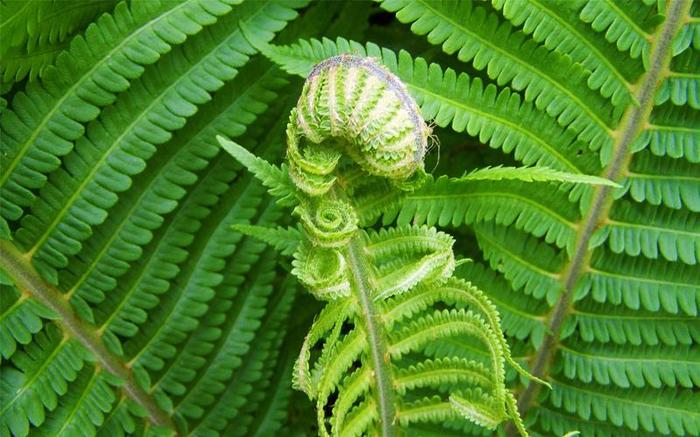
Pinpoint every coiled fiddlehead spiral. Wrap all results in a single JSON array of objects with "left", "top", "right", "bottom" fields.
[
  {"left": 221, "top": 54, "right": 537, "bottom": 436},
  {"left": 292, "top": 245, "right": 351, "bottom": 300},
  {"left": 288, "top": 55, "right": 429, "bottom": 196},
  {"left": 296, "top": 198, "right": 358, "bottom": 248}
]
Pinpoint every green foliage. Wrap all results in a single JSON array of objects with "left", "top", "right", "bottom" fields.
[
  {"left": 0, "top": 0, "right": 118, "bottom": 83},
  {"left": 1, "top": 0, "right": 697, "bottom": 436}
]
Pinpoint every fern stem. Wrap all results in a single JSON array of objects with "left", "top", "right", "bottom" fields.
[
  {"left": 515, "top": 0, "right": 693, "bottom": 421},
  {"left": 0, "top": 239, "right": 175, "bottom": 432},
  {"left": 345, "top": 235, "right": 397, "bottom": 436}
]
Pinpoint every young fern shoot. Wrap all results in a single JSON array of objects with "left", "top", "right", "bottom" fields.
[{"left": 219, "top": 55, "right": 545, "bottom": 436}]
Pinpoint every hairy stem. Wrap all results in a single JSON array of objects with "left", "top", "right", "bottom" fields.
[
  {"left": 0, "top": 239, "right": 175, "bottom": 431},
  {"left": 515, "top": 0, "right": 692, "bottom": 420},
  {"left": 345, "top": 234, "right": 397, "bottom": 436}
]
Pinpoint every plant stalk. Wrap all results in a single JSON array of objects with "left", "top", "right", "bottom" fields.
[
  {"left": 514, "top": 0, "right": 693, "bottom": 423},
  {"left": 0, "top": 239, "right": 175, "bottom": 432},
  {"left": 344, "top": 235, "right": 397, "bottom": 436}
]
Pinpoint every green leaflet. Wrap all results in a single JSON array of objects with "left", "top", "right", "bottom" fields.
[
  {"left": 380, "top": 0, "right": 623, "bottom": 161},
  {"left": 0, "top": 0, "right": 246, "bottom": 224},
  {"left": 0, "top": 0, "right": 119, "bottom": 82}
]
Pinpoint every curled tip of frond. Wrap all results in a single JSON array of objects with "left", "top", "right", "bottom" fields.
[
  {"left": 289, "top": 54, "right": 429, "bottom": 190},
  {"left": 295, "top": 199, "right": 358, "bottom": 248},
  {"left": 292, "top": 332, "right": 315, "bottom": 397},
  {"left": 292, "top": 244, "right": 351, "bottom": 301}
]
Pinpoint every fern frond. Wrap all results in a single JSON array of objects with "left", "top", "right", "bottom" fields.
[
  {"left": 364, "top": 226, "right": 456, "bottom": 301},
  {"left": 536, "top": 405, "right": 661, "bottom": 437},
  {"left": 224, "top": 53, "right": 540, "bottom": 435},
  {"left": 231, "top": 224, "right": 302, "bottom": 256},
  {"left": 0, "top": 0, "right": 243, "bottom": 224},
  {"left": 0, "top": 271, "right": 57, "bottom": 359},
  {"left": 241, "top": 310, "right": 301, "bottom": 437},
  {"left": 560, "top": 338, "right": 700, "bottom": 389},
  {"left": 132, "top": 188, "right": 274, "bottom": 394},
  {"left": 0, "top": 324, "right": 91, "bottom": 436},
  {"left": 644, "top": 103, "right": 699, "bottom": 162},
  {"left": 31, "top": 365, "right": 121, "bottom": 436},
  {"left": 0, "top": 0, "right": 117, "bottom": 82},
  {"left": 389, "top": 309, "right": 500, "bottom": 361},
  {"left": 578, "top": 0, "right": 656, "bottom": 59},
  {"left": 380, "top": 0, "right": 618, "bottom": 157},
  {"left": 456, "top": 262, "right": 548, "bottom": 347},
  {"left": 582, "top": 248, "right": 699, "bottom": 316},
  {"left": 218, "top": 136, "right": 298, "bottom": 205},
  {"left": 57, "top": 58, "right": 287, "bottom": 322},
  {"left": 340, "top": 397, "right": 378, "bottom": 437},
  {"left": 460, "top": 165, "right": 618, "bottom": 186},
  {"left": 96, "top": 396, "right": 143, "bottom": 437},
  {"left": 0, "top": 0, "right": 115, "bottom": 53},
  {"left": 593, "top": 199, "right": 699, "bottom": 265},
  {"left": 10, "top": 1, "right": 305, "bottom": 286},
  {"left": 570, "top": 302, "right": 700, "bottom": 346},
  {"left": 190, "top": 274, "right": 296, "bottom": 435},
  {"left": 476, "top": 223, "right": 564, "bottom": 306},
  {"left": 387, "top": 175, "right": 580, "bottom": 252},
  {"left": 622, "top": 149, "right": 700, "bottom": 212},
  {"left": 1, "top": 42, "right": 69, "bottom": 84},
  {"left": 331, "top": 366, "right": 372, "bottom": 433},
  {"left": 548, "top": 380, "right": 699, "bottom": 435},
  {"left": 104, "top": 174, "right": 266, "bottom": 357},
  {"left": 656, "top": 50, "right": 700, "bottom": 108},
  {"left": 292, "top": 299, "right": 349, "bottom": 396},
  {"left": 0, "top": 3, "right": 367, "bottom": 435},
  {"left": 167, "top": 248, "right": 277, "bottom": 421},
  {"left": 5, "top": 0, "right": 694, "bottom": 433},
  {"left": 491, "top": 0, "right": 643, "bottom": 107},
  {"left": 395, "top": 358, "right": 492, "bottom": 393}
]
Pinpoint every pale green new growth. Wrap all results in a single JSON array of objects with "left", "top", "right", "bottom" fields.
[
  {"left": 218, "top": 136, "right": 298, "bottom": 206},
  {"left": 218, "top": 54, "right": 613, "bottom": 437},
  {"left": 460, "top": 166, "right": 620, "bottom": 187}
]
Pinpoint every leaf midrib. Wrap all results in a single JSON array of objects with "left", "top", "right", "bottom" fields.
[
  {"left": 24, "top": 2, "right": 271, "bottom": 255},
  {"left": 0, "top": 239, "right": 174, "bottom": 430},
  {"left": 516, "top": 0, "right": 694, "bottom": 420},
  {"left": 345, "top": 235, "right": 397, "bottom": 436}
]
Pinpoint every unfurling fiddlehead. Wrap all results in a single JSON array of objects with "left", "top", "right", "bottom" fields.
[{"left": 220, "top": 54, "right": 541, "bottom": 436}]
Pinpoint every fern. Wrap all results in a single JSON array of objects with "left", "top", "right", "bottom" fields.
[
  {"left": 217, "top": 52, "right": 622, "bottom": 435},
  {"left": 1, "top": 0, "right": 697, "bottom": 436},
  {"left": 0, "top": 0, "right": 320, "bottom": 434},
  {"left": 0, "top": 0, "right": 118, "bottom": 83},
  {"left": 251, "top": 1, "right": 697, "bottom": 435}
]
